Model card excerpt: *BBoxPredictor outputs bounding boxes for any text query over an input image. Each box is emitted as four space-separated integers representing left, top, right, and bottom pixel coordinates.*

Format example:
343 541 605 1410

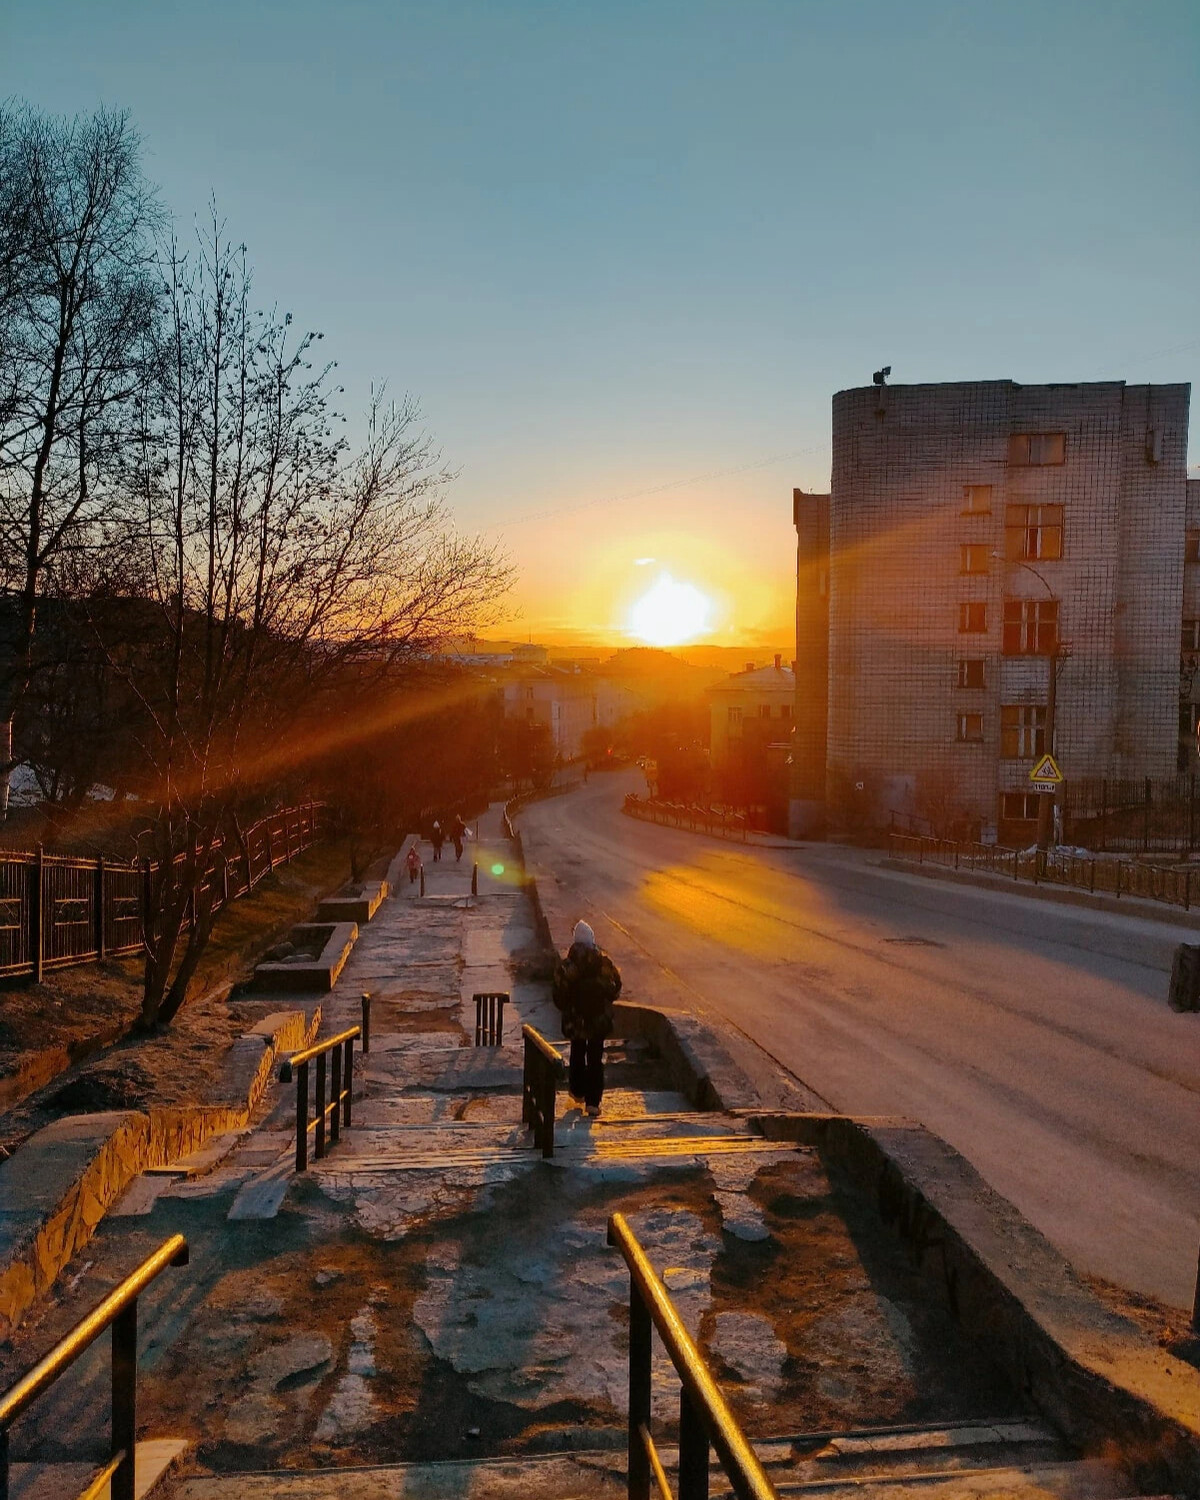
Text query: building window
759 703 771 718
1003 597 1058 655
960 543 989 574
958 602 987 633
1183 619 1200 653
956 712 984 742
1005 503 1063 561
1009 433 1066 466
780 704 792 719
1000 704 1046 758
1187 532 1200 565
961 484 993 515
957 658 986 689
727 706 742 726
1001 792 1041 821
1179 701 1200 736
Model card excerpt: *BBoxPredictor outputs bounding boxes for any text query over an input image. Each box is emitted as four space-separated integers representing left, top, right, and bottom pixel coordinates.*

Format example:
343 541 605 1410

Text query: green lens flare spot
491 862 505 876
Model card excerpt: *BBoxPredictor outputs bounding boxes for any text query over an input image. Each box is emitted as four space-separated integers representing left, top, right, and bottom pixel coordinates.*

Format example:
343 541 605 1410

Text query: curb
882 855 1200 941
747 1111 1200 1497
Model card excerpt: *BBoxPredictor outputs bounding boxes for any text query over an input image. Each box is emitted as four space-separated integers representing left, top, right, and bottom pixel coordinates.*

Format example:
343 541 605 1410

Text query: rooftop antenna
872 365 891 387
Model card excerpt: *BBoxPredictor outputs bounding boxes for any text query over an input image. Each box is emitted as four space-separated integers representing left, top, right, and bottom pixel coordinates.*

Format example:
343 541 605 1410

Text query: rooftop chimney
774 654 782 670
745 662 755 673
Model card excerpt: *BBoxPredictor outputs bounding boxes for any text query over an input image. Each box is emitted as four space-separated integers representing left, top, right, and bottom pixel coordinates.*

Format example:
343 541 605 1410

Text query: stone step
10 1437 189 1500
167 1441 1136 1500
310 1134 798 1174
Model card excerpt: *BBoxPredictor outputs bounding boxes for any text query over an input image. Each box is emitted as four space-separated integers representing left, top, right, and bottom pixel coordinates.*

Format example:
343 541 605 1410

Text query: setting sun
628 572 713 646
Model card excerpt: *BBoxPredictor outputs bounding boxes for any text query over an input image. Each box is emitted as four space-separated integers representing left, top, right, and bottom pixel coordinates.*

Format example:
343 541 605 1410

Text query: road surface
521 775 1200 1310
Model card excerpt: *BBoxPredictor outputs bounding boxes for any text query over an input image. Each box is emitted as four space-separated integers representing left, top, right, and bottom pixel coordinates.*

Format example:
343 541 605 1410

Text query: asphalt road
521 774 1200 1310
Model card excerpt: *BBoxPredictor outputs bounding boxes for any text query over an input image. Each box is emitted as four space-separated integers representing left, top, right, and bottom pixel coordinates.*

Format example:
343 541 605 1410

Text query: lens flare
628 573 712 647
491 862 505 876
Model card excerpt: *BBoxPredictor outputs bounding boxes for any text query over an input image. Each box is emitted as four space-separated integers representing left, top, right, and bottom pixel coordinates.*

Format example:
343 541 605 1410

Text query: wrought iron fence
889 833 1197 911
1062 775 1200 854
0 801 323 981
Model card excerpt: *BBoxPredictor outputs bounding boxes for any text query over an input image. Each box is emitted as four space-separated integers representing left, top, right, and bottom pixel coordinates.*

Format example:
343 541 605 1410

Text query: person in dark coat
552 920 622 1116
451 814 467 862
430 820 444 861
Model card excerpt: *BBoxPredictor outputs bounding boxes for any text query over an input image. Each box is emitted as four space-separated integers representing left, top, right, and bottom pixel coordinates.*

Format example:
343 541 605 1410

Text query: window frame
1005 503 1063 562
1000 703 1047 759
958 601 987 634
960 543 990 575
1001 792 1041 821
1183 618 1200 653
1009 432 1066 467
961 484 993 515
956 712 984 743
957 658 986 689
1002 597 1059 656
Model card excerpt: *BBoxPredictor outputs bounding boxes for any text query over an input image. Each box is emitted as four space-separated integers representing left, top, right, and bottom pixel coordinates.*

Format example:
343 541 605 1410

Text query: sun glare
629 573 712 647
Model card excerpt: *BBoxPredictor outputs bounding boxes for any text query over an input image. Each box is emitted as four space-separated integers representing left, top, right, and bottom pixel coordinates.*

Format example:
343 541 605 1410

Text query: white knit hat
572 920 596 948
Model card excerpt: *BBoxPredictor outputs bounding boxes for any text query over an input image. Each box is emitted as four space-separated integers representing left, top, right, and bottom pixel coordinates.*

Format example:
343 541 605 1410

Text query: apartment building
502 666 638 760
792 379 1194 841
709 656 796 771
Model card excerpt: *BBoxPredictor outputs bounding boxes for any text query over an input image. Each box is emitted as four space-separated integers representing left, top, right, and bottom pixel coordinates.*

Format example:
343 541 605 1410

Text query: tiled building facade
792 379 1194 841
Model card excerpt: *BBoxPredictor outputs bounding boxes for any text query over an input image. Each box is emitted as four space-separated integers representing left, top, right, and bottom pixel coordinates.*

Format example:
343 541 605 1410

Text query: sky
4 0 1198 649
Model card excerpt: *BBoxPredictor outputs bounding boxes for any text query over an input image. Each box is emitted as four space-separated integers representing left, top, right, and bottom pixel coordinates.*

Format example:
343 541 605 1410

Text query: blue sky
4 0 1198 643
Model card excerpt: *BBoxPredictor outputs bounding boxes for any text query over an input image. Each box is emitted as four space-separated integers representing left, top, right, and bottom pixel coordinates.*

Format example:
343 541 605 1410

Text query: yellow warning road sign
1028 754 1063 785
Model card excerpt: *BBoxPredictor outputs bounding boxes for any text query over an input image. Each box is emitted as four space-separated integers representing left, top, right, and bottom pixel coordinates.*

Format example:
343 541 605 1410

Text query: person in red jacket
552 919 622 1117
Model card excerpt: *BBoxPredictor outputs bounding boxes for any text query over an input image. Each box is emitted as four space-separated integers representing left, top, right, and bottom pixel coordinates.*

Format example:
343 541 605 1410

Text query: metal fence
889 833 1197 912
0 802 323 981
624 794 751 841
1062 776 1200 855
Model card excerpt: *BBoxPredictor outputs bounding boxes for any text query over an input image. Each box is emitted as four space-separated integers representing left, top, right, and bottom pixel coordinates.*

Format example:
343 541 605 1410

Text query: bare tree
117 215 509 1027
0 104 159 817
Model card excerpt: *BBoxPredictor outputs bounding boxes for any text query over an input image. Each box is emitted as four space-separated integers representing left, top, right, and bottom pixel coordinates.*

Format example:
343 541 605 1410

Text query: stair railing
607 1212 778 1500
0 1234 189 1500
279 1025 361 1171
521 1023 564 1158
474 991 509 1045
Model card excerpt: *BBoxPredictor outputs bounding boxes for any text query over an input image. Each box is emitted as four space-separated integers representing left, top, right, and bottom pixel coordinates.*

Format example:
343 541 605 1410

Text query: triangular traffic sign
1029 754 1063 784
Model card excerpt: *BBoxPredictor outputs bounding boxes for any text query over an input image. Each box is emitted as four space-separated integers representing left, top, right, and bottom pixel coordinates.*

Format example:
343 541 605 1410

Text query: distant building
708 656 795 772
502 666 639 759
792 379 1195 841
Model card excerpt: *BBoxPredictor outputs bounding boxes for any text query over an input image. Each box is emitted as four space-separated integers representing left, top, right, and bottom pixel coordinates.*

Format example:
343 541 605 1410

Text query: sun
628 573 712 647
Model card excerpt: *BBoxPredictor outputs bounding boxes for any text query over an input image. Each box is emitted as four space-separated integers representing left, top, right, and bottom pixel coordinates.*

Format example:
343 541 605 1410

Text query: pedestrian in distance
552 919 622 1118
430 820 444 861
405 846 422 885
451 813 467 862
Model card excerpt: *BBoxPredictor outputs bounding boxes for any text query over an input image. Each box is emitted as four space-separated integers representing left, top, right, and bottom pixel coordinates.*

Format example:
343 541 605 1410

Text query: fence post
330 1044 342 1147
111 1299 137 1500
361 992 372 1053
678 1386 710 1500
315 1050 327 1160
343 1036 354 1130
33 844 45 983
471 862 478 896
95 855 106 960
295 1061 309 1172
628 1285 652 1500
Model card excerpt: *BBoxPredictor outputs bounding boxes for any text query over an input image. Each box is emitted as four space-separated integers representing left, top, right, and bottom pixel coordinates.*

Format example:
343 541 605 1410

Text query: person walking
430 820 444 862
405 846 422 885
552 920 622 1117
451 813 467 863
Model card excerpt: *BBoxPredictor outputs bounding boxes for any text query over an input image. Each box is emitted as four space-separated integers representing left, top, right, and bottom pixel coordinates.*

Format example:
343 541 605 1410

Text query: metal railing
474 991 508 1046
607 1213 778 1500
0 801 323 981
521 1023 564 1158
0 1233 188 1500
889 832 1197 912
279 1014 365 1172
624 795 750 843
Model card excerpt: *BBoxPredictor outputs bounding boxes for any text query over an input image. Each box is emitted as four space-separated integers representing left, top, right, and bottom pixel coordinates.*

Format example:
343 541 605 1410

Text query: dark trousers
569 1036 605 1108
